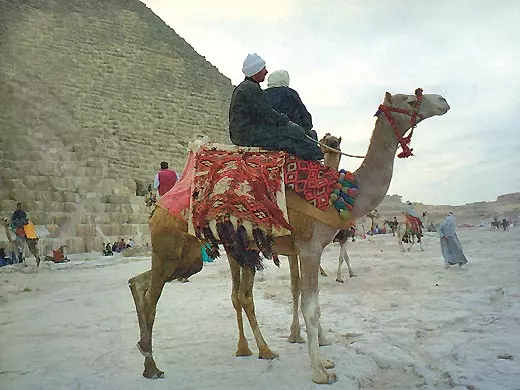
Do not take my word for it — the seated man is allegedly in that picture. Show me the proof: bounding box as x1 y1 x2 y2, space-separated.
103 243 113 256
45 246 69 263
229 53 323 161
264 69 316 140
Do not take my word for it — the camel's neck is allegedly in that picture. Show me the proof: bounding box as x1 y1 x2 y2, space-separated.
352 116 406 220
323 151 341 170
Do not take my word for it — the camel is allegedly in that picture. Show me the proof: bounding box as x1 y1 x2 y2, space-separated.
386 213 424 252
319 229 356 283
128 89 450 384
384 219 399 236
2 218 41 266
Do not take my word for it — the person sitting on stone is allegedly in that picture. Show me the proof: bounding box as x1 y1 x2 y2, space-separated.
126 238 135 248
264 69 317 142
103 243 113 256
112 241 120 253
144 188 157 207
229 53 323 161
154 161 178 198
0 247 11 266
51 246 69 263
117 238 126 252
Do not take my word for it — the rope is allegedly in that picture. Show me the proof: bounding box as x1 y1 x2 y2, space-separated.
304 134 365 158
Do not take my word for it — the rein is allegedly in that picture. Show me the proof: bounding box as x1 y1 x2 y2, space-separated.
376 88 424 158
305 134 365 158
306 87 425 160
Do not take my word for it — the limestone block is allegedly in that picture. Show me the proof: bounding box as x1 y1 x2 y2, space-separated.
65 237 87 253
46 224 61 238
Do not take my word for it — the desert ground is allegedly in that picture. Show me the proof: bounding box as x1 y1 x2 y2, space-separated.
1 227 519 390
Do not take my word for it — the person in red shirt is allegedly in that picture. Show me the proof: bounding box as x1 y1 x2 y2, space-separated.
153 161 178 197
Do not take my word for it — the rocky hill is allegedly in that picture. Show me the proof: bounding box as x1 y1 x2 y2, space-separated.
364 192 520 228
0 0 233 253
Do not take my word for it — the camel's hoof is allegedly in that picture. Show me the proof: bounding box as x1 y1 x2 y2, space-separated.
137 341 152 358
235 347 253 357
335 278 344 283
312 371 337 384
258 348 279 360
322 359 335 369
320 272 328 277
143 368 165 379
36 258 40 267
287 334 306 343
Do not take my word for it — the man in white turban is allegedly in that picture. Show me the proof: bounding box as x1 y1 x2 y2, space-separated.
264 70 313 132
229 53 323 161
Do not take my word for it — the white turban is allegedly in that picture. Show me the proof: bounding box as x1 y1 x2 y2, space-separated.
242 53 266 77
267 70 290 88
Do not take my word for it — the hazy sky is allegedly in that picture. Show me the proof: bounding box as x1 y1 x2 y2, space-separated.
142 0 519 205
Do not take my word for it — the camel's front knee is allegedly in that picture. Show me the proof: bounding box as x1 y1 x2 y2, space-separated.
231 291 242 312
237 292 253 311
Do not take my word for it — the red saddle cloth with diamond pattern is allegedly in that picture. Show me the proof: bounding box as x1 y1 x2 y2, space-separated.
160 145 339 234
284 155 339 210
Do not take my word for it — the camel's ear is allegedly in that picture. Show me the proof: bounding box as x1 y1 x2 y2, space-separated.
338 136 342 144
384 92 393 104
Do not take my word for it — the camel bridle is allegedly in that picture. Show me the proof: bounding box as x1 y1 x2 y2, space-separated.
376 88 424 158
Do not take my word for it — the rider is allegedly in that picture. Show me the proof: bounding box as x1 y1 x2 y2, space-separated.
229 53 323 161
403 201 423 235
264 69 318 142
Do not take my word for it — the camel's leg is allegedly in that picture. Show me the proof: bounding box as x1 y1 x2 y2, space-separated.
299 250 336 384
336 240 355 283
129 269 167 379
239 262 278 359
319 266 327 277
418 236 424 251
141 266 169 379
227 253 277 359
129 229 203 380
288 255 305 343
129 270 153 356
335 242 345 283
397 228 406 253
228 254 252 357
343 245 355 278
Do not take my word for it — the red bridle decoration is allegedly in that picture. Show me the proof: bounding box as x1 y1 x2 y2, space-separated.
377 88 424 158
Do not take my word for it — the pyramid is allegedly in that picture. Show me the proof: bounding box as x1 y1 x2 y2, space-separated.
0 0 234 253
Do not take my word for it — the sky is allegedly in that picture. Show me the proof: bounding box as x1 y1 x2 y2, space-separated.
142 0 520 205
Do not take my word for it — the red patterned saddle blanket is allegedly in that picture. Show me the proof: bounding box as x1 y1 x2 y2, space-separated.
158 144 340 236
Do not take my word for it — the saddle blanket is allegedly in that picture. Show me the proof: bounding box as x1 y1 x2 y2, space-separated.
158 140 340 238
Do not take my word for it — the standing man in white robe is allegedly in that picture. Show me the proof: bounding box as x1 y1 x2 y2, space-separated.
439 212 468 268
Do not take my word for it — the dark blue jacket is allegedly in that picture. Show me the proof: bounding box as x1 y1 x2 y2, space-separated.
264 86 313 131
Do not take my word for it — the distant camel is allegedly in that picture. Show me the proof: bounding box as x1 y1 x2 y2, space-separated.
319 229 356 283
490 218 501 230
385 214 424 252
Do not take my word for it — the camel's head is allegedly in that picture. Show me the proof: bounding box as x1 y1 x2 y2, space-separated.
377 89 450 158
381 90 450 127
319 133 342 152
